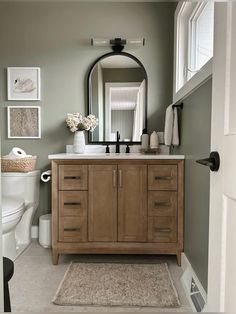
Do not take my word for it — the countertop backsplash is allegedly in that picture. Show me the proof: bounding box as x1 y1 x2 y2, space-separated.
66 144 170 155
66 132 169 154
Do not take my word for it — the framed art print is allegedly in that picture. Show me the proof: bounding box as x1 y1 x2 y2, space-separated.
7 67 41 101
7 106 41 139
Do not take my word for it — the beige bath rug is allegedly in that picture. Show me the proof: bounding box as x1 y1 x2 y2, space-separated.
53 262 180 307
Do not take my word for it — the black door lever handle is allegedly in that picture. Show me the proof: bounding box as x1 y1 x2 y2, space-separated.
196 151 220 172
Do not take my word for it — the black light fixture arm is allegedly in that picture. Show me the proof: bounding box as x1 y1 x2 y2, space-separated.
110 38 126 52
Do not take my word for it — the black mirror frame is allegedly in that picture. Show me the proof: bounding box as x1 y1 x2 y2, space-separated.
87 51 148 145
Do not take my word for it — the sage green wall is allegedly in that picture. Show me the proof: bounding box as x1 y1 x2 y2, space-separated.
173 79 212 291
0 2 175 224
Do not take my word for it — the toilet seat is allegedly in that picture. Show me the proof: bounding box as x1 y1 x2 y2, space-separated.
2 196 25 222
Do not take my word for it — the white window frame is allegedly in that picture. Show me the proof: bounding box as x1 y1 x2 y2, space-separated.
189 2 214 78
173 2 214 103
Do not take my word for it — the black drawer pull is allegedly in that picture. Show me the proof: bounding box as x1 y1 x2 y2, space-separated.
155 176 172 180
64 202 81 206
64 228 80 232
154 228 171 233
154 202 171 207
64 176 81 180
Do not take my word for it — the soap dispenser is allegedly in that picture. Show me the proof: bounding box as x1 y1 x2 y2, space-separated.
150 131 159 149
141 129 149 150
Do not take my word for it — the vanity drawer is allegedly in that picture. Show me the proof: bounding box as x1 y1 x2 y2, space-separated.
148 165 177 191
59 165 88 190
148 217 177 243
59 191 87 217
148 191 177 217
59 217 87 242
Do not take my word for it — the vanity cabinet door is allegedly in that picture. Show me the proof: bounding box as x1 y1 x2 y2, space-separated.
88 165 117 242
118 165 147 242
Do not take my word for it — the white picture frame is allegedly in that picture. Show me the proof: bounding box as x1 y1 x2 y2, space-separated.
7 67 41 101
7 106 41 139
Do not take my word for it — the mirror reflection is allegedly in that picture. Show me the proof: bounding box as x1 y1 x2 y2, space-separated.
88 54 147 143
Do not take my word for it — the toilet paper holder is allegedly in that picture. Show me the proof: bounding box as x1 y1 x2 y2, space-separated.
41 170 52 183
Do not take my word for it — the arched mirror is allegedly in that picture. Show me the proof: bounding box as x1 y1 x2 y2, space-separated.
88 52 147 144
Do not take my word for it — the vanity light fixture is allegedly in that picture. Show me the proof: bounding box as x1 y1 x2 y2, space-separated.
91 38 110 46
91 38 145 52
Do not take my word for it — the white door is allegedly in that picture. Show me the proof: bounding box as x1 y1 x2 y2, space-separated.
132 79 145 141
205 2 236 312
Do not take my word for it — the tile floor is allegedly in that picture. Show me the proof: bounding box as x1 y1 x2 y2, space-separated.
9 241 192 312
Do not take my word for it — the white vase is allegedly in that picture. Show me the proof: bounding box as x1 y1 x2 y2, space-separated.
73 131 86 154
150 131 159 149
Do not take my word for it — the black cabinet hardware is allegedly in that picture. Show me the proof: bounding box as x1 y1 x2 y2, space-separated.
64 228 80 232
154 202 171 207
155 176 172 180
154 228 171 233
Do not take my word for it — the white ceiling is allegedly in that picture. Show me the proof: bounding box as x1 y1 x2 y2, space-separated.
111 87 139 110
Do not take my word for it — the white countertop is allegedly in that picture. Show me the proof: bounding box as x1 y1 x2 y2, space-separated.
48 153 185 160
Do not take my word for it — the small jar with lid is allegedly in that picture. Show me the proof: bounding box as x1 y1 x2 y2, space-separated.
141 129 149 150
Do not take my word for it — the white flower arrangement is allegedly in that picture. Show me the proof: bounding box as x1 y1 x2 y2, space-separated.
66 113 98 133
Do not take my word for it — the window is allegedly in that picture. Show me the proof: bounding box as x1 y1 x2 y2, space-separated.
174 2 214 97
188 2 214 79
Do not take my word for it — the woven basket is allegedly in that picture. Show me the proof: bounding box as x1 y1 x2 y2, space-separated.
1 156 37 173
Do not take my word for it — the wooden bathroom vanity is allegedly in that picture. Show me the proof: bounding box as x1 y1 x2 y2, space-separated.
49 154 184 265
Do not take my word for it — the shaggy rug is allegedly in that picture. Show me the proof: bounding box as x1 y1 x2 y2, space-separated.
53 262 180 307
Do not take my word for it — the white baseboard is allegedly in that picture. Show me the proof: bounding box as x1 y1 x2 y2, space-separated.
31 225 39 239
181 253 207 312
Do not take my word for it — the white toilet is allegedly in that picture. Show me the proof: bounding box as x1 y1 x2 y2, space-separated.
1 170 40 260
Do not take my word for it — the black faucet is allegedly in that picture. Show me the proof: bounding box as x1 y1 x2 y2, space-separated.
115 131 120 153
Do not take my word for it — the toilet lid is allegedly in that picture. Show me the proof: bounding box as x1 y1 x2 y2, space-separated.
2 196 25 218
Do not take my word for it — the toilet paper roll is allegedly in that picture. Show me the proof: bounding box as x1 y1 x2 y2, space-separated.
41 170 52 183
8 147 27 158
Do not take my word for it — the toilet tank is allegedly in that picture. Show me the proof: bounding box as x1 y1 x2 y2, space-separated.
1 170 40 207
